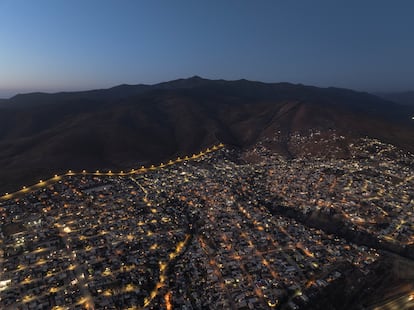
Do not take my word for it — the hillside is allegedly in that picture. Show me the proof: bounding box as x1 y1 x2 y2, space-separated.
0 77 413 194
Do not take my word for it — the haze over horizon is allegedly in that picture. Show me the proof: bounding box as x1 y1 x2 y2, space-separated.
1 0 414 98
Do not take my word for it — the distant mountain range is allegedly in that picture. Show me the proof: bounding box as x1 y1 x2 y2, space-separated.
0 76 413 193
375 91 414 107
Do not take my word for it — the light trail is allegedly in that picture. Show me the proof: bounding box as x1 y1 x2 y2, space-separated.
0 143 225 201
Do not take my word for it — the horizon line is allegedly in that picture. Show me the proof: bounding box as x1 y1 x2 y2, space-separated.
2 76 411 99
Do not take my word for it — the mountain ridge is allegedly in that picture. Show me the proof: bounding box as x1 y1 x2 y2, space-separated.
5 77 386 108
0 77 413 194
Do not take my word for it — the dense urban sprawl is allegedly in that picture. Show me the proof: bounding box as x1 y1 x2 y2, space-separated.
1 132 413 309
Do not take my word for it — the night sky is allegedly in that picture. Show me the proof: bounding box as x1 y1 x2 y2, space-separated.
1 0 413 97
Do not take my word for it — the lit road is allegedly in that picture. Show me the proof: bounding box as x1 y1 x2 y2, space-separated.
0 143 224 201
368 291 414 310
57 224 95 310
143 234 191 309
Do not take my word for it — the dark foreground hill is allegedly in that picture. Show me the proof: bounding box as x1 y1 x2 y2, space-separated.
0 77 413 194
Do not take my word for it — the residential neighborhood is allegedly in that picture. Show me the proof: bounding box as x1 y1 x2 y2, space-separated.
1 133 413 309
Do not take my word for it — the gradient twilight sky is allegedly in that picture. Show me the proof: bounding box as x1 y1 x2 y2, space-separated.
1 0 414 98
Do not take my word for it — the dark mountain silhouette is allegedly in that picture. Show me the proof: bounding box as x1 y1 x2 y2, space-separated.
375 91 414 106
2 76 210 108
0 77 413 194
